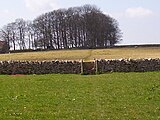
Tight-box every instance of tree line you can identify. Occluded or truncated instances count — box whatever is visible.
[0,5,122,51]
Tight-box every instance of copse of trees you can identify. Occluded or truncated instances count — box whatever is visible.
[0,5,122,51]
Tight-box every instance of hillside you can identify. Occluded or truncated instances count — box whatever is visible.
[0,47,160,61]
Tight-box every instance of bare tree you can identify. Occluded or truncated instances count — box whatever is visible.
[0,4,122,51]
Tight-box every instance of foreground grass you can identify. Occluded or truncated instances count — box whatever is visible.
[1,47,160,61]
[0,72,160,120]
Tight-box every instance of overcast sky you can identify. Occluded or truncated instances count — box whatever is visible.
[0,0,160,45]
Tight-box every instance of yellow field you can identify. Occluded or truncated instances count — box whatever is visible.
[0,47,160,61]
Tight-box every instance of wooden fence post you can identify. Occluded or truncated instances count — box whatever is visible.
[95,59,98,74]
[81,59,84,74]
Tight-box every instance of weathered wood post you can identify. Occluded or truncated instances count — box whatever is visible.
[81,59,84,74]
[95,59,98,74]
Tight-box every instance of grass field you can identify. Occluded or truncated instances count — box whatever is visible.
[1,47,160,61]
[0,72,160,119]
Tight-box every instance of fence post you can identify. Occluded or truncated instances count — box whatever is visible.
[81,59,84,74]
[95,59,98,74]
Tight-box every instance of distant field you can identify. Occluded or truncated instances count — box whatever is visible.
[1,47,160,61]
[0,72,160,119]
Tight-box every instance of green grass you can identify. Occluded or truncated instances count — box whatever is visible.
[0,72,160,119]
[1,47,160,61]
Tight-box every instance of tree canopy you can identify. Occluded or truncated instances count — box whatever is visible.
[0,5,122,51]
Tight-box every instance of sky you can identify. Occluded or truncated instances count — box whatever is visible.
[0,0,160,45]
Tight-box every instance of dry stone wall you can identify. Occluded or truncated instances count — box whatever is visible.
[97,59,160,73]
[0,61,81,75]
[0,59,160,75]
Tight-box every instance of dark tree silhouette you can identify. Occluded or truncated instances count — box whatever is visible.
[0,5,122,51]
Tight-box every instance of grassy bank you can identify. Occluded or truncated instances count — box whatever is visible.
[0,72,160,119]
[0,47,160,61]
